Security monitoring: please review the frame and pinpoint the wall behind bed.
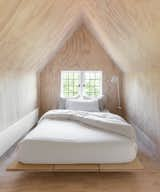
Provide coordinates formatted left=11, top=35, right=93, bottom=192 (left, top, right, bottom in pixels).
left=40, top=25, right=122, bottom=115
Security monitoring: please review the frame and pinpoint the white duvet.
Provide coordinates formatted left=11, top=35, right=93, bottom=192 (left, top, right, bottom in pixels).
left=39, top=110, right=136, bottom=141
left=17, top=110, right=137, bottom=164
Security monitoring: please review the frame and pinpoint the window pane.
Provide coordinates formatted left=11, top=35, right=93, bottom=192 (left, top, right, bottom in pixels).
left=61, top=71, right=80, bottom=97
left=83, top=71, right=102, bottom=98
left=61, top=71, right=102, bottom=98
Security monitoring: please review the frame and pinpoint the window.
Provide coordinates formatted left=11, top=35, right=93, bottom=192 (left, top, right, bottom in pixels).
left=61, top=71, right=80, bottom=97
left=61, top=71, right=102, bottom=98
left=83, top=71, right=102, bottom=97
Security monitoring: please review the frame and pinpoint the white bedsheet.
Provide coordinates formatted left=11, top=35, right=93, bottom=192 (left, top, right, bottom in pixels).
left=17, top=111, right=137, bottom=164
left=39, top=110, right=136, bottom=140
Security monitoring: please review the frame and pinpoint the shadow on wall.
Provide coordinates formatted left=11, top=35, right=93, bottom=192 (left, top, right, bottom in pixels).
left=122, top=70, right=160, bottom=158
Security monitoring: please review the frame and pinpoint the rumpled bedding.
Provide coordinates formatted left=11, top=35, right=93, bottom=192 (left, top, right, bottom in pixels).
left=39, top=110, right=136, bottom=141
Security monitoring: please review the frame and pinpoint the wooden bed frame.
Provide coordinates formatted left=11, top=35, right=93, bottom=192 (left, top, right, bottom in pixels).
left=7, top=157, right=144, bottom=172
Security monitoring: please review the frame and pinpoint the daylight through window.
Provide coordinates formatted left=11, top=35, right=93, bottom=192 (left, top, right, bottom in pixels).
left=61, top=71, right=102, bottom=98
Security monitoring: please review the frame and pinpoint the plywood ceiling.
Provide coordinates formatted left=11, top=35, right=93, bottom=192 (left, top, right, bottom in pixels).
left=0, top=0, right=160, bottom=72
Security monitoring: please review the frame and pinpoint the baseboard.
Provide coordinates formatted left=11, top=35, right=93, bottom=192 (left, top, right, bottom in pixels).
left=0, top=109, right=39, bottom=157
left=130, top=121, right=158, bottom=158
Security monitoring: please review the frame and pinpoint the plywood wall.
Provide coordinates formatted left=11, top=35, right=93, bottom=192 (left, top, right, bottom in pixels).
left=122, top=70, right=160, bottom=155
left=0, top=0, right=160, bottom=73
left=0, top=0, right=82, bottom=73
left=40, top=25, right=122, bottom=115
left=0, top=72, right=38, bottom=132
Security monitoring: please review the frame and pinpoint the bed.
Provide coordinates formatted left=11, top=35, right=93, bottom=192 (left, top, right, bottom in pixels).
left=16, top=110, right=137, bottom=164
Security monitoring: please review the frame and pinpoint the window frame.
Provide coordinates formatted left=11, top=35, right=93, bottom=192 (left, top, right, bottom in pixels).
left=61, top=70, right=81, bottom=98
left=82, top=70, right=103, bottom=98
left=61, top=70, right=102, bottom=98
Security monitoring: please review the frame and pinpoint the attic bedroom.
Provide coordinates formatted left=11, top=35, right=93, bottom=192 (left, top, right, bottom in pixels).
left=0, top=0, right=160, bottom=191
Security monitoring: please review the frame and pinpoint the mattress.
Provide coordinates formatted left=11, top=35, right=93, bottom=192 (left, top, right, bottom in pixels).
left=17, top=119, right=137, bottom=164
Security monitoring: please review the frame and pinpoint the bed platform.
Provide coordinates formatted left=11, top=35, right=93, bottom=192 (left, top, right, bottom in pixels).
left=8, top=110, right=141, bottom=172
left=7, top=157, right=143, bottom=172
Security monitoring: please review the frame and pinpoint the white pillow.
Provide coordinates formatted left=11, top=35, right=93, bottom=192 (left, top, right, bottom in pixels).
left=58, top=96, right=80, bottom=109
left=65, top=99, right=100, bottom=112
left=83, top=95, right=105, bottom=111
left=58, top=97, right=66, bottom=109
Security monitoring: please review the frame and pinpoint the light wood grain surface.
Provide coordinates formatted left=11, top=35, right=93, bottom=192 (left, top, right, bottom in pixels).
left=0, top=0, right=160, bottom=72
left=40, top=25, right=122, bottom=115
left=7, top=157, right=143, bottom=172
left=122, top=70, right=160, bottom=157
left=0, top=0, right=160, bottom=151
left=0, top=0, right=160, bottom=181
left=0, top=72, right=38, bottom=132
left=0, top=0, right=82, bottom=72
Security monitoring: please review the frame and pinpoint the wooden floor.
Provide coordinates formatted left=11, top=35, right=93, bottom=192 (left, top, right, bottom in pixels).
left=0, top=144, right=160, bottom=192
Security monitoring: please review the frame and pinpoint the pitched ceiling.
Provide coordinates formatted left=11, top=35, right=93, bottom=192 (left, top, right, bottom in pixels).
left=0, top=0, right=160, bottom=73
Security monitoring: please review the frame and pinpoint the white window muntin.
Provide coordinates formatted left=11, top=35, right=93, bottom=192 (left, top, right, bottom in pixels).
left=83, top=71, right=102, bottom=98
left=61, top=70, right=102, bottom=98
left=61, top=71, right=80, bottom=98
